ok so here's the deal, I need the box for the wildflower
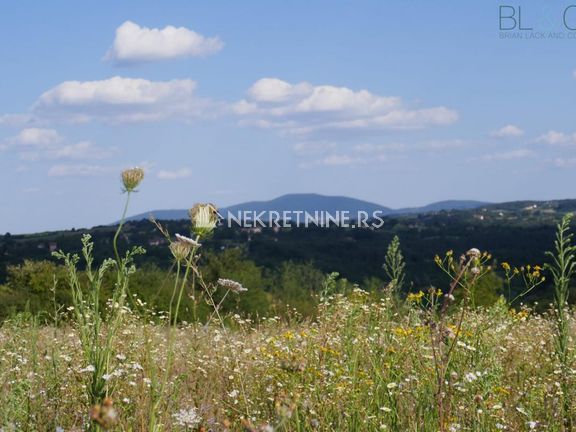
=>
[121,167,144,192]
[79,365,96,373]
[173,407,201,428]
[501,262,511,271]
[170,241,192,262]
[470,267,480,275]
[175,233,201,247]
[189,203,219,237]
[218,278,248,293]
[466,248,481,258]
[386,382,397,389]
[407,291,424,303]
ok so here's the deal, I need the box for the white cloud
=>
[536,130,576,146]
[33,76,209,123]
[21,141,116,161]
[248,78,312,103]
[477,149,535,161]
[4,127,115,161]
[490,124,524,138]
[48,164,114,177]
[157,168,192,180]
[16,128,61,146]
[106,21,223,63]
[234,78,458,135]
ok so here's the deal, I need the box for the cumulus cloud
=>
[157,168,192,180]
[233,78,458,135]
[33,76,210,123]
[490,124,524,138]
[106,21,223,63]
[536,130,576,146]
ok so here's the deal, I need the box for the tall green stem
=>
[113,191,132,266]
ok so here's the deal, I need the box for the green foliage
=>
[272,261,325,317]
[545,213,576,427]
[54,233,144,407]
[0,260,70,320]
[383,235,406,293]
[201,248,272,319]
[468,271,504,307]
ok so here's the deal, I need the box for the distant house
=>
[148,237,167,247]
[48,242,58,252]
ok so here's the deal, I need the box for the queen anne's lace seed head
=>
[175,233,201,247]
[170,241,192,262]
[218,278,248,293]
[121,167,144,192]
[173,407,201,428]
[466,248,481,258]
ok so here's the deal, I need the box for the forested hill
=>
[3,198,576,301]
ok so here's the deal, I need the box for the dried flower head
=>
[90,397,118,429]
[170,241,192,262]
[466,248,481,258]
[121,167,144,192]
[218,278,248,293]
[175,233,201,247]
[189,203,219,237]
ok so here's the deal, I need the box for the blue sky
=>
[1,0,576,233]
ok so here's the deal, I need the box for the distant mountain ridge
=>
[124,193,489,222]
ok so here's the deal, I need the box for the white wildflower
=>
[173,407,201,428]
[175,233,201,247]
[218,278,248,293]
